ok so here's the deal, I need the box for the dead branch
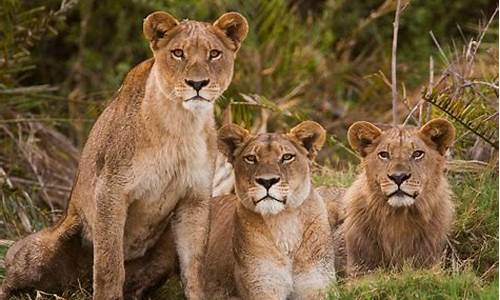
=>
[391,0,402,126]
[446,159,491,173]
[0,85,59,95]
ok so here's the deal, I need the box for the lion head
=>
[218,121,326,215]
[347,119,455,208]
[143,11,248,112]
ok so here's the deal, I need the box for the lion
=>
[337,118,455,275]
[0,11,248,300]
[203,121,335,300]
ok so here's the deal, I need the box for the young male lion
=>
[339,118,455,275]
[204,121,335,300]
[0,11,248,300]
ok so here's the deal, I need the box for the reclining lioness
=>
[204,121,335,300]
[1,11,248,300]
[339,119,456,275]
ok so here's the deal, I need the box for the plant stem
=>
[391,0,402,126]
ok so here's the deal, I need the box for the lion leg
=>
[124,221,178,300]
[290,268,331,300]
[345,232,380,277]
[333,224,347,277]
[316,186,348,276]
[172,191,210,300]
[92,190,128,300]
[235,261,293,300]
[0,214,91,299]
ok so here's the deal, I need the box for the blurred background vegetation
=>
[0,0,498,298]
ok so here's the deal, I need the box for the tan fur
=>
[204,121,335,300]
[316,186,346,229]
[0,11,248,300]
[339,119,455,275]
[316,186,347,276]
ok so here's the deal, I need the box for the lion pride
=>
[339,119,456,275]
[0,11,248,300]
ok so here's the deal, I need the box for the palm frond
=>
[423,89,498,149]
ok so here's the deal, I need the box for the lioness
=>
[340,118,455,275]
[0,11,248,300]
[204,121,335,300]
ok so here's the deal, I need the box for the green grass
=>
[0,168,497,299]
[330,269,498,300]
[0,245,6,278]
[312,163,358,188]
[450,169,499,279]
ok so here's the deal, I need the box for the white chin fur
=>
[182,99,213,112]
[254,199,285,215]
[387,195,415,207]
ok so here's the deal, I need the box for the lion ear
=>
[419,118,455,155]
[213,12,249,51]
[218,124,251,163]
[348,121,382,157]
[288,121,326,160]
[143,11,179,48]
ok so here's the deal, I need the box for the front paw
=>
[94,286,124,300]
[184,282,205,300]
[0,285,11,300]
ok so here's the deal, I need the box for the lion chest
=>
[265,216,304,256]
[358,209,442,265]
[123,135,212,259]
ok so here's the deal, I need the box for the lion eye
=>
[244,155,257,164]
[378,151,390,160]
[209,49,222,60]
[171,49,184,60]
[281,153,295,163]
[412,150,425,160]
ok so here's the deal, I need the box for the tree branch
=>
[391,0,402,126]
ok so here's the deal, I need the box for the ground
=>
[0,166,497,299]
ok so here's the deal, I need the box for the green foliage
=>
[426,88,498,149]
[1,0,497,135]
[0,0,61,86]
[0,182,50,239]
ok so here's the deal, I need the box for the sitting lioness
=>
[0,11,248,300]
[204,121,335,300]
[340,118,455,275]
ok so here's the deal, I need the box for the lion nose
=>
[388,172,411,186]
[185,79,209,92]
[255,176,281,190]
